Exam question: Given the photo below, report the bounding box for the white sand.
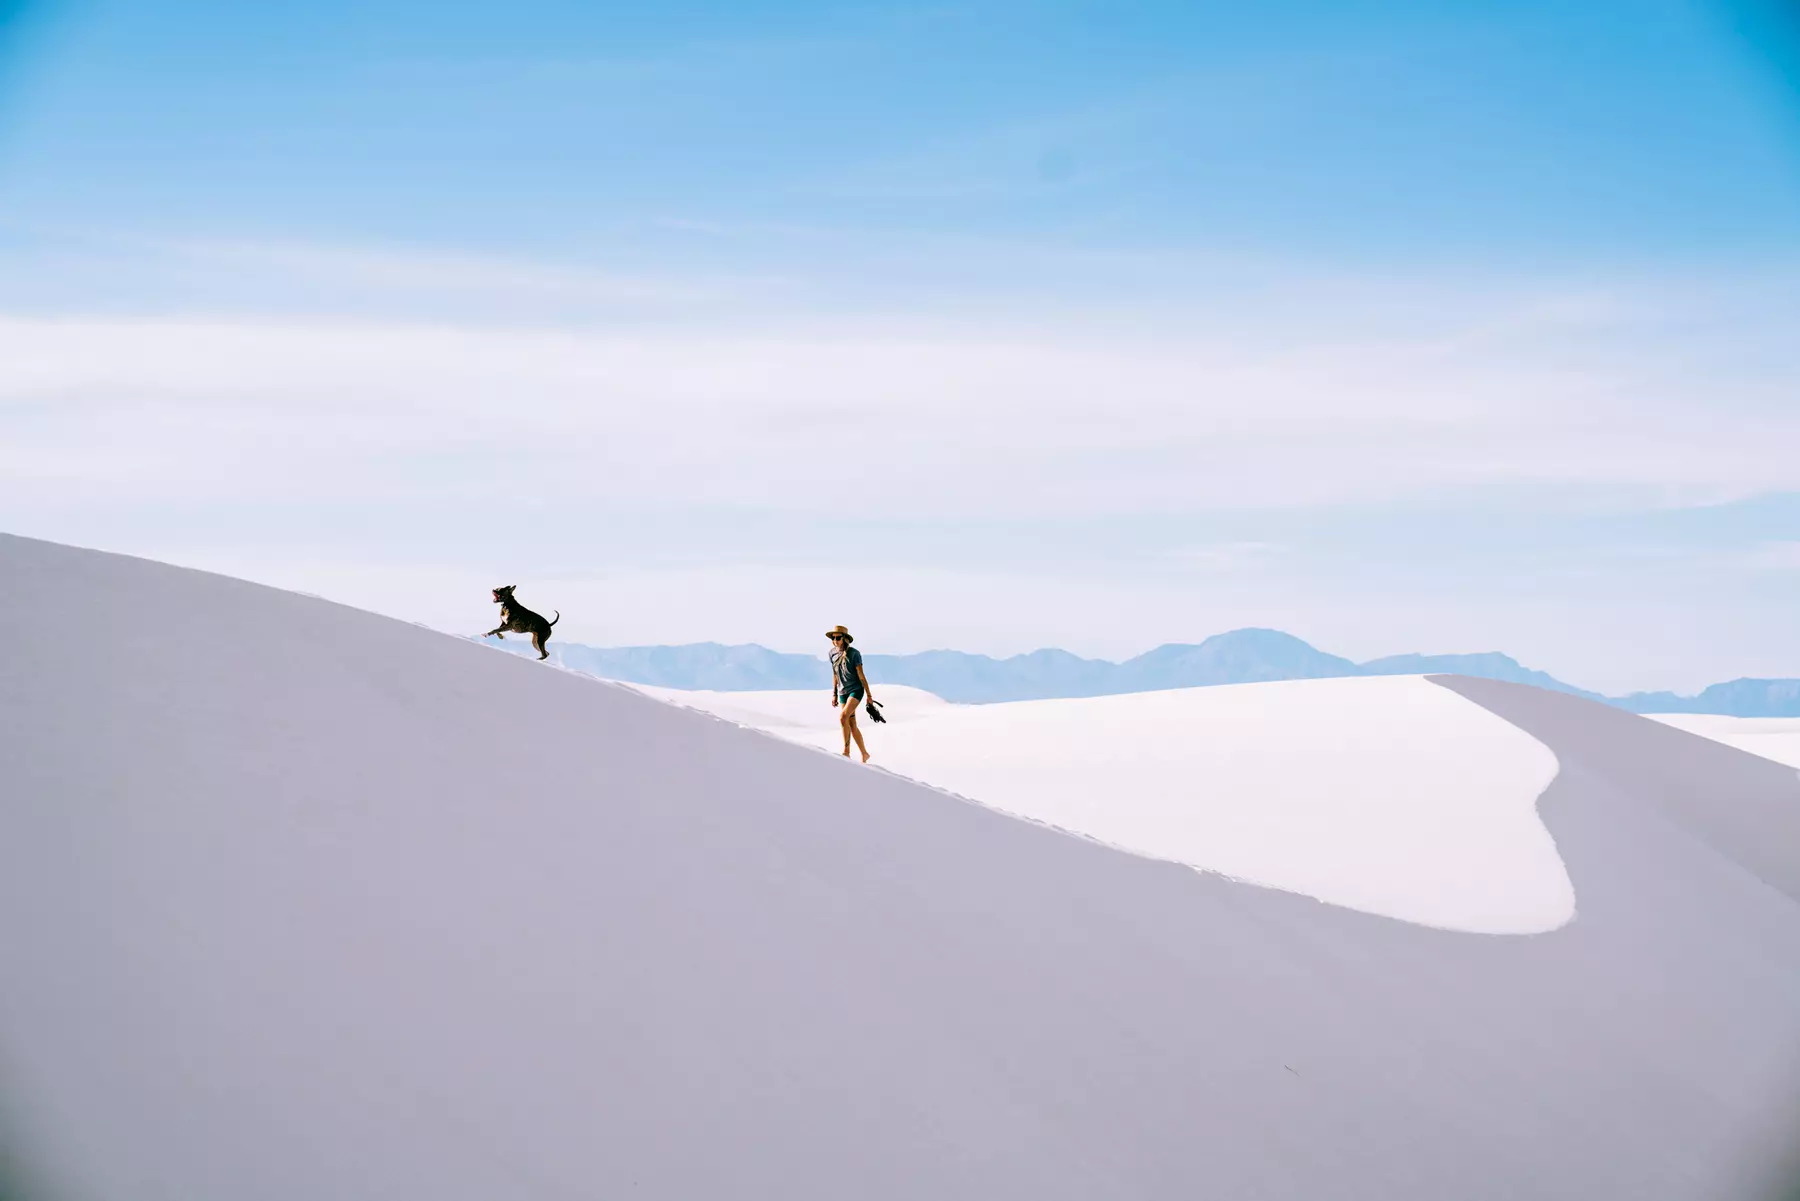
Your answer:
[628,675,1569,934]
[1647,714,1800,771]
[630,682,953,732]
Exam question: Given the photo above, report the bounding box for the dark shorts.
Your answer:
[837,688,864,706]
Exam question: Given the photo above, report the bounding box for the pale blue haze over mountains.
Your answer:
[485,629,1800,716]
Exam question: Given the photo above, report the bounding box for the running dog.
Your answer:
[486,585,560,660]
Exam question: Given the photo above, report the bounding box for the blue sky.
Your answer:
[2,0,1798,690]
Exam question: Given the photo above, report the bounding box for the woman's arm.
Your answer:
[856,653,873,702]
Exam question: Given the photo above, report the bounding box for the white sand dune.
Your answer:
[5,533,1800,1201]
[1648,713,1800,771]
[633,677,1569,934]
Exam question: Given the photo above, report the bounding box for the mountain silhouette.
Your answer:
[484,630,1799,716]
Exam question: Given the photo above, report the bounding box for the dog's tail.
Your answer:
[550,610,560,626]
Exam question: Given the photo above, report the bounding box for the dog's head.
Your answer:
[492,585,516,604]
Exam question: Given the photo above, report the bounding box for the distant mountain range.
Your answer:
[481,628,1800,717]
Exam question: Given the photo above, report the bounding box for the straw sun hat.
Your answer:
[825,625,854,644]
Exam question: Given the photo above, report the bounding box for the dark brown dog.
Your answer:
[486,585,560,660]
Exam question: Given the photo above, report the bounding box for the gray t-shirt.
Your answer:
[831,645,864,698]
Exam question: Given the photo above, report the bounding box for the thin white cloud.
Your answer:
[1748,542,1800,571]
[157,238,739,304]
[1,265,1795,515]
[1161,541,1287,571]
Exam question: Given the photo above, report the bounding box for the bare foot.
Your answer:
[860,750,871,763]
[841,748,852,757]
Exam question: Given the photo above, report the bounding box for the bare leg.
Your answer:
[839,695,870,763]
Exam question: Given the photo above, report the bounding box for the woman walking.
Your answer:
[827,625,874,763]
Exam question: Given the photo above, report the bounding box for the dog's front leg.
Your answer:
[485,626,506,638]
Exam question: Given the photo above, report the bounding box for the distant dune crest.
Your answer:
[631,676,1574,934]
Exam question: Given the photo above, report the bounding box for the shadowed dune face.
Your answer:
[3,531,1800,1201]
[1434,675,1800,906]
[1647,714,1800,772]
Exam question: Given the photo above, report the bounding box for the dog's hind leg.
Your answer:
[532,631,549,660]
